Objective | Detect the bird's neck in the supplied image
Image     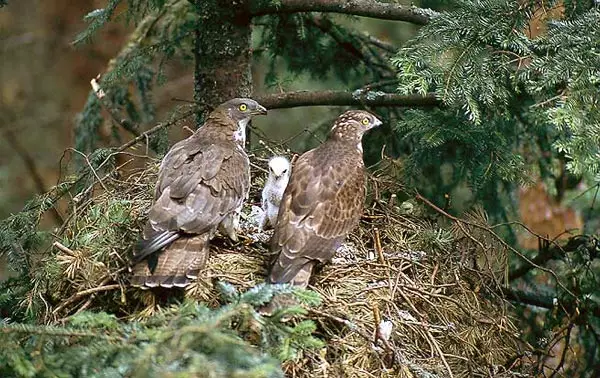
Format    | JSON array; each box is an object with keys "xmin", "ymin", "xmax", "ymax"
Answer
[
  {"xmin": 326, "ymin": 134, "xmax": 364, "ymax": 154},
  {"xmin": 268, "ymin": 176, "xmax": 287, "ymax": 191},
  {"xmin": 199, "ymin": 113, "xmax": 245, "ymax": 145},
  {"xmin": 233, "ymin": 118, "xmax": 249, "ymax": 145}
]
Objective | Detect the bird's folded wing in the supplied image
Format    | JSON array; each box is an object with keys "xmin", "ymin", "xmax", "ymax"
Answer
[
  {"xmin": 269, "ymin": 152, "xmax": 364, "ymax": 283},
  {"xmin": 136, "ymin": 142, "xmax": 248, "ymax": 260}
]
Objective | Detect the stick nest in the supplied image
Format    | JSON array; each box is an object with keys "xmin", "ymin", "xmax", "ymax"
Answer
[{"xmin": 42, "ymin": 147, "xmax": 525, "ymax": 378}]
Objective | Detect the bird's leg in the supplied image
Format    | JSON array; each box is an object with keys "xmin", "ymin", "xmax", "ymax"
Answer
[
  {"xmin": 258, "ymin": 210, "xmax": 268, "ymax": 231},
  {"xmin": 219, "ymin": 205, "xmax": 243, "ymax": 242},
  {"xmin": 219, "ymin": 215, "xmax": 238, "ymax": 242}
]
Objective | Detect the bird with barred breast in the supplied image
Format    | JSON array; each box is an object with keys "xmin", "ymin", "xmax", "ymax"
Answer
[
  {"xmin": 260, "ymin": 156, "xmax": 291, "ymax": 231},
  {"xmin": 267, "ymin": 110, "xmax": 382, "ymax": 290},
  {"xmin": 130, "ymin": 98, "xmax": 267, "ymax": 289}
]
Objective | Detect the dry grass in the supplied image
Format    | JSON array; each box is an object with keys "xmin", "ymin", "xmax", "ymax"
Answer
[{"xmin": 42, "ymin": 144, "xmax": 527, "ymax": 377}]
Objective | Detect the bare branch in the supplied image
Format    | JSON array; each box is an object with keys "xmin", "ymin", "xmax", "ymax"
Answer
[
  {"xmin": 502, "ymin": 287, "xmax": 600, "ymax": 318},
  {"xmin": 510, "ymin": 235, "xmax": 598, "ymax": 281},
  {"xmin": 256, "ymin": 90, "xmax": 440, "ymax": 109},
  {"xmin": 250, "ymin": 0, "xmax": 436, "ymax": 26},
  {"xmin": 91, "ymin": 76, "xmax": 140, "ymax": 138}
]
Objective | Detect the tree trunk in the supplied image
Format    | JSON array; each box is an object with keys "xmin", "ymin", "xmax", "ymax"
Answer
[{"xmin": 193, "ymin": 0, "xmax": 253, "ymax": 127}]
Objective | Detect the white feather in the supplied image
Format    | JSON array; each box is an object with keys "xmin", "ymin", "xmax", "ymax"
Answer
[
  {"xmin": 261, "ymin": 156, "xmax": 291, "ymax": 229},
  {"xmin": 234, "ymin": 118, "xmax": 249, "ymax": 143}
]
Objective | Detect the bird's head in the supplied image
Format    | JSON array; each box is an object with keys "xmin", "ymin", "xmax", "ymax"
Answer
[
  {"xmin": 268, "ymin": 156, "xmax": 291, "ymax": 179},
  {"xmin": 219, "ymin": 98, "xmax": 268, "ymax": 122},
  {"xmin": 329, "ymin": 110, "xmax": 382, "ymax": 144},
  {"xmin": 213, "ymin": 98, "xmax": 267, "ymax": 144}
]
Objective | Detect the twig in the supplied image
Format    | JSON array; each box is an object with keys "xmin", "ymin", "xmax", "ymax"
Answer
[
  {"xmin": 52, "ymin": 241, "xmax": 75, "ymax": 255},
  {"xmin": 115, "ymin": 109, "xmax": 195, "ymax": 154},
  {"xmin": 502, "ymin": 287, "xmax": 600, "ymax": 318},
  {"xmin": 425, "ymin": 329, "xmax": 454, "ymax": 378},
  {"xmin": 306, "ymin": 15, "xmax": 393, "ymax": 77},
  {"xmin": 308, "ymin": 308, "xmax": 374, "ymax": 343},
  {"xmin": 373, "ymin": 228, "xmax": 385, "ymax": 264},
  {"xmin": 415, "ymin": 192, "xmax": 577, "ymax": 299},
  {"xmin": 91, "ymin": 76, "xmax": 140, "ymax": 138},
  {"xmin": 249, "ymin": 161, "xmax": 269, "ymax": 174},
  {"xmin": 67, "ymin": 148, "xmax": 111, "ymax": 193},
  {"xmin": 548, "ymin": 322, "xmax": 574, "ymax": 378},
  {"xmin": 0, "ymin": 124, "xmax": 63, "ymax": 224},
  {"xmin": 362, "ymin": 34, "xmax": 396, "ymax": 53},
  {"xmin": 52, "ymin": 284, "xmax": 121, "ymax": 316}
]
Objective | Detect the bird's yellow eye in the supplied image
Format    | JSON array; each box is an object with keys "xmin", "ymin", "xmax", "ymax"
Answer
[
  {"xmin": 239, "ymin": 104, "xmax": 248, "ymax": 111},
  {"xmin": 361, "ymin": 118, "xmax": 370, "ymax": 125}
]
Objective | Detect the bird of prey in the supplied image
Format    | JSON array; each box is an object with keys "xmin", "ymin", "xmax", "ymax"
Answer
[
  {"xmin": 130, "ymin": 98, "xmax": 267, "ymax": 288},
  {"xmin": 267, "ymin": 110, "xmax": 382, "ymax": 288},
  {"xmin": 260, "ymin": 156, "xmax": 291, "ymax": 231}
]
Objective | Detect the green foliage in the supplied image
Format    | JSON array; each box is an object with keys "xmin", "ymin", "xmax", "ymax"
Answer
[
  {"xmin": 392, "ymin": 1, "xmax": 600, "ymax": 373},
  {"xmin": 397, "ymin": 108, "xmax": 529, "ymax": 209},
  {"xmin": 0, "ymin": 284, "xmax": 324, "ymax": 378},
  {"xmin": 74, "ymin": 93, "xmax": 103, "ymax": 155},
  {"xmin": 394, "ymin": 0, "xmax": 530, "ymax": 123},
  {"xmin": 393, "ymin": 0, "xmax": 600, "ymax": 211},
  {"xmin": 74, "ymin": 0, "xmax": 195, "ymax": 155},
  {"xmin": 3, "ymin": 0, "xmax": 599, "ymax": 376},
  {"xmin": 256, "ymin": 12, "xmax": 395, "ymax": 87},
  {"xmin": 527, "ymin": 10, "xmax": 600, "ymax": 180},
  {"xmin": 73, "ymin": 0, "xmax": 122, "ymax": 46},
  {"xmin": 0, "ymin": 182, "xmax": 72, "ymax": 274}
]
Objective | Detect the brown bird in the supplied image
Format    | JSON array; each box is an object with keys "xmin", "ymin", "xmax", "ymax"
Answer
[
  {"xmin": 267, "ymin": 110, "xmax": 382, "ymax": 288},
  {"xmin": 131, "ymin": 98, "xmax": 267, "ymax": 288}
]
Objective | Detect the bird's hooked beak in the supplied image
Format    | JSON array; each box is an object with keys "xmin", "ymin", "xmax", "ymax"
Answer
[
  {"xmin": 252, "ymin": 104, "xmax": 268, "ymax": 115},
  {"xmin": 372, "ymin": 117, "xmax": 383, "ymax": 129}
]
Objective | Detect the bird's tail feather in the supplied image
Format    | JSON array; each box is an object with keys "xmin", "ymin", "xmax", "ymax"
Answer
[
  {"xmin": 134, "ymin": 230, "xmax": 180, "ymax": 264},
  {"xmin": 131, "ymin": 234, "xmax": 210, "ymax": 289},
  {"xmin": 268, "ymin": 259, "xmax": 314, "ymax": 287},
  {"xmin": 261, "ymin": 262, "xmax": 314, "ymax": 315}
]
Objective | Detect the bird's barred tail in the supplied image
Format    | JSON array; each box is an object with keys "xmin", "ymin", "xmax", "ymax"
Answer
[
  {"xmin": 130, "ymin": 234, "xmax": 210, "ymax": 289},
  {"xmin": 261, "ymin": 262, "xmax": 314, "ymax": 316}
]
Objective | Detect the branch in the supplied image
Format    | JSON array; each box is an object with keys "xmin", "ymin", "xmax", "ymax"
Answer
[
  {"xmin": 415, "ymin": 192, "xmax": 578, "ymax": 299},
  {"xmin": 250, "ymin": 0, "xmax": 436, "ymax": 26},
  {"xmin": 502, "ymin": 287, "xmax": 600, "ymax": 318},
  {"xmin": 91, "ymin": 77, "xmax": 140, "ymax": 138},
  {"xmin": 256, "ymin": 90, "xmax": 440, "ymax": 109},
  {"xmin": 305, "ymin": 15, "xmax": 394, "ymax": 77},
  {"xmin": 510, "ymin": 235, "xmax": 598, "ymax": 281}
]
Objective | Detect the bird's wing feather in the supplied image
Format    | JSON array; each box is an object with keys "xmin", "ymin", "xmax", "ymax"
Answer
[
  {"xmin": 136, "ymin": 139, "xmax": 248, "ymax": 260},
  {"xmin": 269, "ymin": 147, "xmax": 365, "ymax": 284},
  {"xmin": 156, "ymin": 140, "xmax": 231, "ymax": 200}
]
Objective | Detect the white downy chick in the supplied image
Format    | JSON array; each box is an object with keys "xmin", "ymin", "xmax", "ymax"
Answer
[{"xmin": 260, "ymin": 156, "xmax": 291, "ymax": 230}]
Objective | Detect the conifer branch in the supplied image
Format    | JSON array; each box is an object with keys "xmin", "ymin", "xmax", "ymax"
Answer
[
  {"xmin": 250, "ymin": 0, "xmax": 436, "ymax": 25},
  {"xmin": 305, "ymin": 15, "xmax": 394, "ymax": 76},
  {"xmin": 256, "ymin": 90, "xmax": 440, "ymax": 109}
]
